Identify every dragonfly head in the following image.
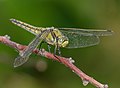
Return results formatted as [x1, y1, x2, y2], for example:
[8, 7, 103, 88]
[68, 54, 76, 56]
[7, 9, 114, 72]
[58, 36, 69, 47]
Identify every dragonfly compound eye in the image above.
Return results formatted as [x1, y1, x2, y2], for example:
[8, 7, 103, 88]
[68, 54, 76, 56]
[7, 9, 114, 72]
[58, 36, 69, 47]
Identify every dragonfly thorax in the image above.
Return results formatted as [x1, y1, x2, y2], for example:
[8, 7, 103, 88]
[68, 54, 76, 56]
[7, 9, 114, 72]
[45, 28, 69, 47]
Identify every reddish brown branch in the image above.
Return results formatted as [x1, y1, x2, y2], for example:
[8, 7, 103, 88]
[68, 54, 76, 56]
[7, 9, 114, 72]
[0, 35, 108, 88]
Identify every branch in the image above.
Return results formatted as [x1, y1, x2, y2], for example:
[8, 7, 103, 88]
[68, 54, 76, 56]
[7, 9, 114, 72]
[0, 35, 108, 88]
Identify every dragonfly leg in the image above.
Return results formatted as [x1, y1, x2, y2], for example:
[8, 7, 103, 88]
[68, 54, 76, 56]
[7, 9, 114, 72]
[54, 54, 62, 62]
[56, 37, 61, 56]
[39, 42, 51, 53]
[47, 44, 51, 53]
[38, 41, 44, 50]
[54, 37, 61, 56]
[54, 36, 59, 55]
[57, 46, 61, 56]
[54, 45, 57, 55]
[53, 41, 62, 62]
[54, 46, 61, 55]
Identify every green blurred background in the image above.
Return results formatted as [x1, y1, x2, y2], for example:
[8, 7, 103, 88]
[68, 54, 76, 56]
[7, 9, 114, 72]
[0, 0, 119, 88]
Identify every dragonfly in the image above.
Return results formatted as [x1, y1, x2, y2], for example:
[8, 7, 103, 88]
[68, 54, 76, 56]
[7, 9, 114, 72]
[10, 18, 113, 67]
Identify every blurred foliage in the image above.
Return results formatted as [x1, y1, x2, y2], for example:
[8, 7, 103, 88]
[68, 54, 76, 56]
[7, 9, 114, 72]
[0, 0, 120, 88]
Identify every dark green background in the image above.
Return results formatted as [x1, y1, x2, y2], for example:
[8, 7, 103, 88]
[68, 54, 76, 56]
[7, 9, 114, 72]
[0, 0, 119, 88]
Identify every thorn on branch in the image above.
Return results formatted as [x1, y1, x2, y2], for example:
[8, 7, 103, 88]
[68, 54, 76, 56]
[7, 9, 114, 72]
[82, 79, 89, 86]
[4, 35, 11, 39]
[103, 84, 108, 88]
[68, 57, 75, 63]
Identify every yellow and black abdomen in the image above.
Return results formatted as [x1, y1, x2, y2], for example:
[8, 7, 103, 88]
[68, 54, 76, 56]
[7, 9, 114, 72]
[10, 18, 44, 35]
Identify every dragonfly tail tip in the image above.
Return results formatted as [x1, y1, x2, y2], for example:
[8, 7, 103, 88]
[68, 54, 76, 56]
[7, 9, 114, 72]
[13, 62, 19, 68]
[10, 18, 16, 22]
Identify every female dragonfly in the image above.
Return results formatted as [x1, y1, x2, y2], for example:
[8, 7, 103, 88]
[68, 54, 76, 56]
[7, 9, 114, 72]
[10, 18, 113, 67]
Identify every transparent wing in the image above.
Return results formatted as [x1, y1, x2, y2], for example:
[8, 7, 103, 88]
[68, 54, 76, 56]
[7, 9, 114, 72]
[59, 28, 113, 48]
[61, 31, 100, 48]
[59, 28, 113, 36]
[14, 29, 50, 67]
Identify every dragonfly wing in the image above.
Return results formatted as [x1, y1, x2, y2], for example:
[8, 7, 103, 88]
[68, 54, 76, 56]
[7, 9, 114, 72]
[14, 29, 50, 67]
[60, 30, 100, 48]
[59, 28, 113, 36]
[14, 55, 29, 67]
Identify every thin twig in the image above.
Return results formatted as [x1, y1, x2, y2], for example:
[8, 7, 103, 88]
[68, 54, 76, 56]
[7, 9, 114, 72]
[0, 35, 108, 88]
